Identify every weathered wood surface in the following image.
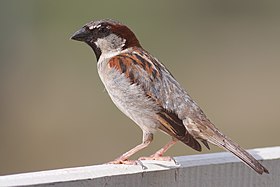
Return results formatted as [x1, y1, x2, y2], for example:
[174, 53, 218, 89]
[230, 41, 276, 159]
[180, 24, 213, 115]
[0, 146, 279, 187]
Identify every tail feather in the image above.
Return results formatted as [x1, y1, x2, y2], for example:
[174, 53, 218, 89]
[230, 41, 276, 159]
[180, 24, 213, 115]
[208, 134, 269, 175]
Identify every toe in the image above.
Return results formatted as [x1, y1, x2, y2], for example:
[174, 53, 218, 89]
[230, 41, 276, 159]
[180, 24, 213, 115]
[107, 160, 123, 164]
[107, 159, 138, 165]
[138, 155, 172, 161]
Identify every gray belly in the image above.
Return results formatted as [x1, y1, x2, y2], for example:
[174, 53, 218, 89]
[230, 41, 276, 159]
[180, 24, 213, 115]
[98, 68, 160, 133]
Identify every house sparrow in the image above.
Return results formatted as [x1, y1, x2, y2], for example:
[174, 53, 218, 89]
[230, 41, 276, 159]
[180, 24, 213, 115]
[71, 19, 269, 174]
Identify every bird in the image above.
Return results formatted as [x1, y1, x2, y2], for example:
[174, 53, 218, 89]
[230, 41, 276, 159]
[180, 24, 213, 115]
[71, 19, 269, 174]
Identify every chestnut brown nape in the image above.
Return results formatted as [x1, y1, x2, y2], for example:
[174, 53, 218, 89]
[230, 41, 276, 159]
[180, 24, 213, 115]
[110, 24, 142, 49]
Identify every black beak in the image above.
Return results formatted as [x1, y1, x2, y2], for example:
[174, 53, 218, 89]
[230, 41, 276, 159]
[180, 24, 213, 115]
[70, 27, 90, 41]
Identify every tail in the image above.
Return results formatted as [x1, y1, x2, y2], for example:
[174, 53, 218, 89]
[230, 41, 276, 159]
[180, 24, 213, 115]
[208, 133, 269, 175]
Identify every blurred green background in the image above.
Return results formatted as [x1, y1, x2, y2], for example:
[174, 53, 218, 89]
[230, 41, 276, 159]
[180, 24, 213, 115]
[0, 0, 279, 175]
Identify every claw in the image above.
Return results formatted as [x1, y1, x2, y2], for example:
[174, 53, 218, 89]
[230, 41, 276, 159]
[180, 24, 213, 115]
[139, 155, 173, 161]
[107, 159, 148, 169]
[107, 159, 137, 165]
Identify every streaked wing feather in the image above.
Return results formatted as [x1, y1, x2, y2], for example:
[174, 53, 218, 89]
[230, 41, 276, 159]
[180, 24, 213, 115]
[157, 109, 202, 151]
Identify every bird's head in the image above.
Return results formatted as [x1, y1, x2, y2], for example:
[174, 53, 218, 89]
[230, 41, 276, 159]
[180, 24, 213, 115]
[71, 19, 141, 61]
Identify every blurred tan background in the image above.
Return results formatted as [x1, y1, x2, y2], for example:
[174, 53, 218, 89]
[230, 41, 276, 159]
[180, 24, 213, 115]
[0, 0, 279, 175]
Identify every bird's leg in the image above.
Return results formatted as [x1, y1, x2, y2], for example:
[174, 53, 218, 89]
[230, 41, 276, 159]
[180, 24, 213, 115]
[108, 132, 153, 164]
[139, 138, 177, 161]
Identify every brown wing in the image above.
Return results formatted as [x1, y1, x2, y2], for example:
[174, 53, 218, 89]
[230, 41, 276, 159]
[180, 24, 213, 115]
[157, 109, 202, 151]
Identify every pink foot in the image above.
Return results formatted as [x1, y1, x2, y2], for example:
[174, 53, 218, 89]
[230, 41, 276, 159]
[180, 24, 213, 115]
[139, 154, 172, 161]
[107, 158, 147, 169]
[108, 159, 137, 165]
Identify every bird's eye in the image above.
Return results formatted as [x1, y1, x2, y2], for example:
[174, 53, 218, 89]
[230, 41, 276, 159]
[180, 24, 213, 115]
[99, 26, 107, 32]
[99, 26, 110, 34]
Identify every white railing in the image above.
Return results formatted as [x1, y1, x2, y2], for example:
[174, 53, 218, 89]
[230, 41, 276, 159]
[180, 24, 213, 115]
[0, 146, 279, 187]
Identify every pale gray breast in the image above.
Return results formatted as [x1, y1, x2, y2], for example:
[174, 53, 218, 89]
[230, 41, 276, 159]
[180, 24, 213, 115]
[97, 59, 161, 132]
